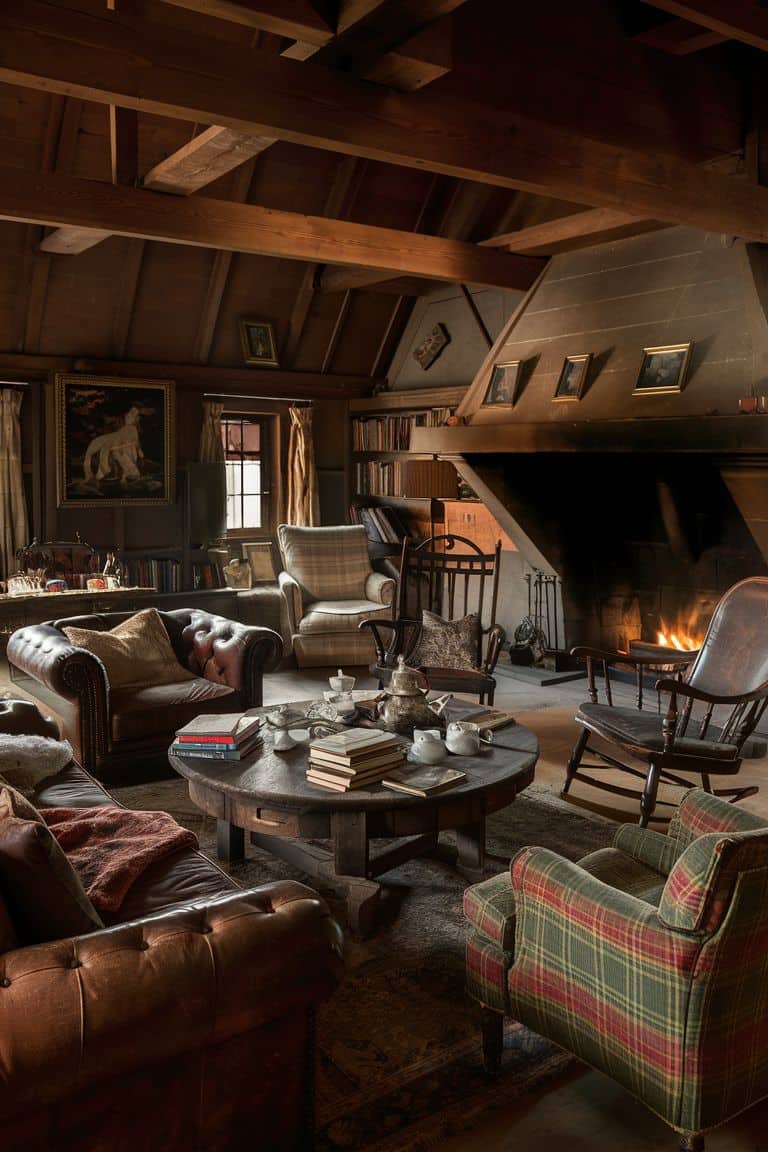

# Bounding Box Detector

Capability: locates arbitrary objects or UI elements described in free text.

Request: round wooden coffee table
[169,705,538,934]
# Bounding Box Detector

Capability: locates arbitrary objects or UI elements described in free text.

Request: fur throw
[0,734,74,792]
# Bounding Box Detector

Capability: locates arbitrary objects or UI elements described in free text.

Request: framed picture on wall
[633,343,692,395]
[553,353,592,402]
[55,374,174,507]
[482,360,522,406]
[239,319,279,367]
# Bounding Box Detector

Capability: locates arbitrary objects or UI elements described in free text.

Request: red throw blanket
[44,806,198,915]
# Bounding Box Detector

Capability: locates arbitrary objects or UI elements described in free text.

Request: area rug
[112,776,616,1152]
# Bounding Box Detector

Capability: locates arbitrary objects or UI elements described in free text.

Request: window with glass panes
[221,415,270,531]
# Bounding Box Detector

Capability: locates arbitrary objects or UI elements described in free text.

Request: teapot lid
[389,655,423,694]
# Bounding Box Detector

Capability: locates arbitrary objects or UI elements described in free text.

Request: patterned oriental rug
[112,776,616,1152]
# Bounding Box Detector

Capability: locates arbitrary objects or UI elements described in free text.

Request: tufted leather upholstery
[0,707,344,1152]
[7,608,283,784]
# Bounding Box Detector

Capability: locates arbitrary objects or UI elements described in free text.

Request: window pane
[242,460,261,496]
[242,423,261,452]
[243,494,262,528]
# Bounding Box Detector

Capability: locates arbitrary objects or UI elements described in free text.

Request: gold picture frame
[239,319,279,367]
[55,374,174,507]
[634,343,692,395]
[553,353,591,402]
[483,360,522,406]
[242,540,278,582]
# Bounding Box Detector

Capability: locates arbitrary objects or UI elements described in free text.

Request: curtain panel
[0,388,29,584]
[286,405,319,526]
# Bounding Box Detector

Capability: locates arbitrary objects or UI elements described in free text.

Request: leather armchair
[276,523,395,667]
[7,608,282,784]
[464,787,768,1151]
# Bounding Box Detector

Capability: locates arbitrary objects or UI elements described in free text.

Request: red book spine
[176,733,237,745]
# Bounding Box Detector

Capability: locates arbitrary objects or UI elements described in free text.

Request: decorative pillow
[409,610,481,671]
[0,784,104,944]
[63,607,197,690]
[0,733,74,793]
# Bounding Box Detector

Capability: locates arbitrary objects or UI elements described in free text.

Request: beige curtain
[0,388,29,584]
[199,400,225,462]
[287,405,319,526]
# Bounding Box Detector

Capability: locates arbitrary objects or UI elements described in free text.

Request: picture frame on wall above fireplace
[553,353,591,402]
[483,360,522,406]
[55,374,174,507]
[634,343,692,395]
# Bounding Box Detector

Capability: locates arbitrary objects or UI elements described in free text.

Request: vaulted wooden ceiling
[0,0,765,388]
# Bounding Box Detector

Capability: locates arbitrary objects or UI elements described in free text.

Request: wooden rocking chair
[562,576,768,825]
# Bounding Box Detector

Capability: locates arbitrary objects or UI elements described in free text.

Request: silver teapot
[375,656,451,734]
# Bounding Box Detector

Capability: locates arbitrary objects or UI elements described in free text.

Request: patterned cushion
[278,524,372,603]
[63,608,197,690]
[409,611,480,671]
[0,784,104,944]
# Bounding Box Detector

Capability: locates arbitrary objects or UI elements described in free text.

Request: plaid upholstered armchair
[463,788,768,1151]
[276,524,395,667]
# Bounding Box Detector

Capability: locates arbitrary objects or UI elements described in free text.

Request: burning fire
[656,615,704,651]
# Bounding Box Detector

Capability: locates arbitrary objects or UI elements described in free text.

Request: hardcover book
[380,765,466,797]
[175,713,262,745]
[170,731,264,760]
[307,748,406,776]
[309,728,400,762]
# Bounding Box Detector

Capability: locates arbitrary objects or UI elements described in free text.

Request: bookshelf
[349,389,466,534]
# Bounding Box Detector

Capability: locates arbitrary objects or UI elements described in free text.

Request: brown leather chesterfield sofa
[7,607,283,784]
[0,699,344,1152]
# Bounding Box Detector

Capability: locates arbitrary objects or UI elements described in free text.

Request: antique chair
[463,787,768,1151]
[562,575,768,825]
[276,523,395,668]
[360,534,504,705]
[6,606,283,784]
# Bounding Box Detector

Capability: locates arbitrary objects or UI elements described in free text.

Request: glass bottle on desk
[102,551,122,589]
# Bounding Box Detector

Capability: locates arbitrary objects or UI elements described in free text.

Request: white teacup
[445,721,492,756]
[329,668,355,694]
[411,728,446,764]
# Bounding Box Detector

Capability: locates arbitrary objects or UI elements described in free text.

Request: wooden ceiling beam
[6,166,543,290]
[641,1,768,52]
[40,1,451,254]
[480,207,670,255]
[4,4,767,240]
[155,0,334,42]
[633,16,727,55]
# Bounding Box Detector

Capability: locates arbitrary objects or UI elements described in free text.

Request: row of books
[122,557,181,593]
[191,562,226,590]
[349,504,409,544]
[351,409,454,452]
[354,460,404,497]
[170,712,263,759]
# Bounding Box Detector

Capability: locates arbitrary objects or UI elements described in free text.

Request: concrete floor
[3,656,768,1149]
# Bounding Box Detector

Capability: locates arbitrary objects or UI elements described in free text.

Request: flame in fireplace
[656,616,704,651]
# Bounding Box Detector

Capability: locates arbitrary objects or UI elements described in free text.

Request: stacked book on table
[306,728,406,791]
[170,713,263,760]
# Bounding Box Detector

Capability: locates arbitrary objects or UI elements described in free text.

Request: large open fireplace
[409,225,768,653]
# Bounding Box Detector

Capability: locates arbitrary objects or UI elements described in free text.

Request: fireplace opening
[465,451,768,653]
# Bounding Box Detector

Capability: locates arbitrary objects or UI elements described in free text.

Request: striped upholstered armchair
[463,789,768,1150]
[276,524,395,668]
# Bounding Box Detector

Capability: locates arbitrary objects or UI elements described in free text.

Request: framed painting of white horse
[55,375,174,506]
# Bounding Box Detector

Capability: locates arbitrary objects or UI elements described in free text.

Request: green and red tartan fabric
[464,788,768,1138]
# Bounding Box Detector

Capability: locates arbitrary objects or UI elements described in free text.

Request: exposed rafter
[39,0,454,254]
[155,0,334,41]
[641,1,768,52]
[633,15,727,54]
[3,4,767,240]
[0,166,544,291]
[480,208,670,256]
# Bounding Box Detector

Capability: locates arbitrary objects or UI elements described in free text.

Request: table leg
[331,811,380,935]
[455,816,486,879]
[217,819,245,862]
